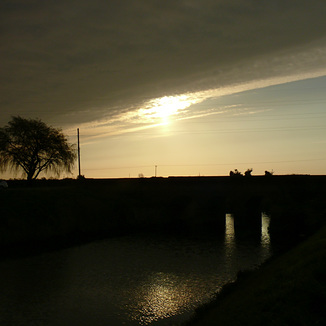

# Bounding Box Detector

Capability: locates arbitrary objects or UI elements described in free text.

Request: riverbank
[1,176,326,259]
[1,176,326,324]
[185,224,326,325]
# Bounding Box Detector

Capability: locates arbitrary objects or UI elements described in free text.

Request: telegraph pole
[155,165,157,177]
[77,128,81,177]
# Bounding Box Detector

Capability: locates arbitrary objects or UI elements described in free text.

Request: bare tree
[229,169,243,177]
[244,168,253,177]
[0,116,76,181]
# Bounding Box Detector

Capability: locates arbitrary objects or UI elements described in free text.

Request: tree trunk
[27,168,36,181]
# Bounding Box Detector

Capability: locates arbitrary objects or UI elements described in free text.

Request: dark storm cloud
[1,0,326,127]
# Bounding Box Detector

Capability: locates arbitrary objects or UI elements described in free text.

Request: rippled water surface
[0,215,271,326]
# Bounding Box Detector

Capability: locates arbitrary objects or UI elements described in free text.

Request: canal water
[0,214,271,326]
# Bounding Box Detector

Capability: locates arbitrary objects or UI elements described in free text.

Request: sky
[1,0,326,178]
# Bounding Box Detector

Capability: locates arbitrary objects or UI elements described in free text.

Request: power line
[82,158,326,171]
[134,126,326,136]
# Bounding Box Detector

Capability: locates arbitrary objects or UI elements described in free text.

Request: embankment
[1,175,326,257]
[185,223,326,325]
[0,177,225,257]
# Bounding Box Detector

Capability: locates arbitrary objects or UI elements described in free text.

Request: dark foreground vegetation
[1,175,326,258]
[185,224,326,326]
[1,175,326,323]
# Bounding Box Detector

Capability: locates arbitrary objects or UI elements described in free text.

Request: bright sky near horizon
[1,1,326,179]
[74,75,326,178]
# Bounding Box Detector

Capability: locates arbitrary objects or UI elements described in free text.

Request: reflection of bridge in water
[261,213,271,248]
[224,212,272,273]
[225,213,271,250]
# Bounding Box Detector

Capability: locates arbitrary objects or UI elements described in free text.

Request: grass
[2,177,326,323]
[0,179,227,258]
[185,225,326,326]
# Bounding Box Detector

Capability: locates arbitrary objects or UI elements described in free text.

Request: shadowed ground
[1,176,326,259]
[1,176,326,324]
[185,224,326,325]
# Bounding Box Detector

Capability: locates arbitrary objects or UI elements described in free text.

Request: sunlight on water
[0,221,272,326]
[261,212,271,251]
[127,272,197,325]
[225,213,235,248]
[224,213,236,272]
[225,212,272,262]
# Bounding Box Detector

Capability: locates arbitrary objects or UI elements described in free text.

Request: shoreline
[184,225,326,325]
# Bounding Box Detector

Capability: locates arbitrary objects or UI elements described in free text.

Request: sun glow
[140,94,199,125]
[65,68,326,140]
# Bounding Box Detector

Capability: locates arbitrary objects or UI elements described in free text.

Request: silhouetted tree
[77,174,86,180]
[229,169,243,177]
[265,170,274,176]
[244,168,253,177]
[0,116,76,181]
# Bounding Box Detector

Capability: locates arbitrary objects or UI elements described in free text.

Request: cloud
[1,0,326,128]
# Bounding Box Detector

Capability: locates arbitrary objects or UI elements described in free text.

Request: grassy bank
[0,178,226,258]
[185,224,326,326]
[1,176,325,259]
[2,177,326,323]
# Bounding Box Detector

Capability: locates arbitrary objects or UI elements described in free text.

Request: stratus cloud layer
[66,57,326,140]
[1,0,326,127]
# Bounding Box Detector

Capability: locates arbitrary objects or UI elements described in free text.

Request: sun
[112,93,200,133]
[145,95,195,125]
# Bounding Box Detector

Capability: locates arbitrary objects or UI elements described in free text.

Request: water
[0,214,271,326]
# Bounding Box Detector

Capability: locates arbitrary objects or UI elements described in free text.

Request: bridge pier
[230,195,263,238]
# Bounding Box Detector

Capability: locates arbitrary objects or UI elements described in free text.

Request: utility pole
[77,128,81,177]
[155,165,157,177]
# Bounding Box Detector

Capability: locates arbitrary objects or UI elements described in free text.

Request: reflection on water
[261,212,271,257]
[223,213,237,285]
[224,212,271,274]
[0,214,272,326]
[224,213,236,263]
[225,213,235,245]
[127,272,194,325]
[261,212,271,246]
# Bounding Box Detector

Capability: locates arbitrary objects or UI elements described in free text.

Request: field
[1,176,326,324]
[185,223,326,325]
[1,175,326,258]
